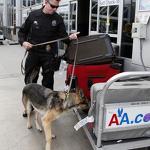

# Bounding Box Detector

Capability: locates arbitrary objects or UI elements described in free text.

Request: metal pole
[89,0,92,34]
[117,0,123,55]
[16,0,22,27]
[3,0,7,27]
[97,0,100,33]
[68,1,71,34]
[106,6,110,34]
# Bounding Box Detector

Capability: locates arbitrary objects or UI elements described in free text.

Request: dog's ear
[47,92,58,109]
[44,88,53,98]
[47,92,64,109]
[79,89,84,99]
[76,88,86,101]
[58,91,66,100]
[47,93,54,109]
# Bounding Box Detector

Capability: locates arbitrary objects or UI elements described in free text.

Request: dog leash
[32,36,69,47]
[32,32,80,47]
[65,38,79,100]
[21,50,28,75]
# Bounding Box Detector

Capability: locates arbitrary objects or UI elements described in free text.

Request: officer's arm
[18,15,32,46]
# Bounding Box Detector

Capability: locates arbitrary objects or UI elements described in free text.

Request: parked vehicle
[0,30,5,45]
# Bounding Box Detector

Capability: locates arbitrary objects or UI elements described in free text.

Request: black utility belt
[32,44,52,52]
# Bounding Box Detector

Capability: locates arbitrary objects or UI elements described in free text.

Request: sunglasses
[48,2,59,9]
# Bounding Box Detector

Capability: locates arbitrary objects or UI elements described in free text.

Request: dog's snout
[67,100,74,108]
[63,101,68,109]
[63,100,74,109]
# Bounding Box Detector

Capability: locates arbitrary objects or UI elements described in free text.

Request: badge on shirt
[33,20,39,29]
[46,45,51,52]
[52,20,57,26]
[33,21,38,25]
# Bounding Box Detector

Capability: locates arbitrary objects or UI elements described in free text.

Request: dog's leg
[51,134,56,139]
[22,94,28,117]
[27,100,32,129]
[42,111,55,150]
[35,111,42,132]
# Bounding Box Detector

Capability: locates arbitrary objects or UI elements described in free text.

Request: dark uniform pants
[25,52,54,90]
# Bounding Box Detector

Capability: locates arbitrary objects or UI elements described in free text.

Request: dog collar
[67,101,85,109]
[65,92,70,101]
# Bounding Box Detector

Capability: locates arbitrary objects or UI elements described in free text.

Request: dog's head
[47,89,88,111]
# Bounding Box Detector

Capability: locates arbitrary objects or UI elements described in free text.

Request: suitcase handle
[73,38,98,45]
[88,75,105,89]
[78,55,113,62]
[111,62,122,70]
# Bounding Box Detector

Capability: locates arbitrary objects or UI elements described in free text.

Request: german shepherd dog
[22,83,87,150]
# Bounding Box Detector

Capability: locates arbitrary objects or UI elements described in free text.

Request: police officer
[18,0,78,90]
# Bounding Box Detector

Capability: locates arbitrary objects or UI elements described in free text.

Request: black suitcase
[65,34,115,65]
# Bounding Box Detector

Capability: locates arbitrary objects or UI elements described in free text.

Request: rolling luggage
[66,63,122,100]
[65,34,115,65]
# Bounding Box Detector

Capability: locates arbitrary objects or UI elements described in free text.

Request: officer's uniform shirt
[18,7,69,54]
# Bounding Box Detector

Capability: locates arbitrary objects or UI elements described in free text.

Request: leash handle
[32,37,69,47]
[21,50,28,75]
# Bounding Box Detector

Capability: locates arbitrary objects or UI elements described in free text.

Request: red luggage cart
[66,63,122,100]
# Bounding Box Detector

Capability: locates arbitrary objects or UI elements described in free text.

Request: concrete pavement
[0,44,92,150]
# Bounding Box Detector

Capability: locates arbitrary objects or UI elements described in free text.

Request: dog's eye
[57,99,63,103]
[58,99,64,105]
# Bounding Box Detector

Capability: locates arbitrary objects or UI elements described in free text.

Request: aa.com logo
[108,108,150,127]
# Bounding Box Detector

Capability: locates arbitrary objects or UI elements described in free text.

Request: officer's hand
[69,32,80,40]
[22,41,33,50]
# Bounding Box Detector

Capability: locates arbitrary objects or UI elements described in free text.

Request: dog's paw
[35,122,43,132]
[27,124,32,129]
[37,127,42,132]
[52,134,56,139]
[22,112,27,117]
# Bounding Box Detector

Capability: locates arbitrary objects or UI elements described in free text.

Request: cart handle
[100,71,150,104]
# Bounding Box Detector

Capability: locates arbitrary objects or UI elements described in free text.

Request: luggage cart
[74,71,150,150]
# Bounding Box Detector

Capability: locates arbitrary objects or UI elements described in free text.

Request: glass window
[99,6,118,34]
[99,6,107,33]
[90,1,98,31]
[57,4,69,50]
[31,0,36,5]
[139,0,150,11]
[23,0,26,6]
[57,5,69,32]
[36,0,42,4]
[11,0,16,6]
[28,0,30,6]
[108,6,118,34]
[70,2,77,31]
